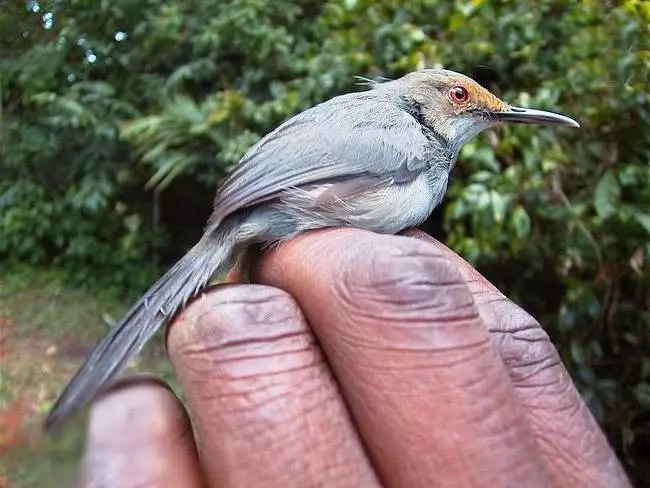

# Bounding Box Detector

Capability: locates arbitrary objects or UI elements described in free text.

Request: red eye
[450,85,469,103]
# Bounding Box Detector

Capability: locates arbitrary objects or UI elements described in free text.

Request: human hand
[77,229,630,488]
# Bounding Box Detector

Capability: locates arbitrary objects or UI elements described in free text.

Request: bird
[44,68,579,432]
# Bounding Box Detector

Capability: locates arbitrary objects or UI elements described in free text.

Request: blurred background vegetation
[1,0,649,486]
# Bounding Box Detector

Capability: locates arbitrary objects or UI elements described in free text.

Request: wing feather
[209,91,441,225]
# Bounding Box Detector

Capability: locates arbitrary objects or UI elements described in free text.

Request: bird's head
[381,69,579,156]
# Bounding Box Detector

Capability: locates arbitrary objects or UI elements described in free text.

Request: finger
[167,285,381,488]
[403,230,631,487]
[79,375,204,488]
[402,229,502,296]
[256,228,550,488]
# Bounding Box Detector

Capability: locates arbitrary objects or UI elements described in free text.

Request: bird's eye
[449,85,469,103]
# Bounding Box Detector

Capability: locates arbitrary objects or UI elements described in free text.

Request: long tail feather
[44,229,236,432]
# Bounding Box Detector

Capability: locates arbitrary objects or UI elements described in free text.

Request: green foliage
[1,0,649,483]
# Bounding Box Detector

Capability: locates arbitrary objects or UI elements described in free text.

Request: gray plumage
[45,69,579,432]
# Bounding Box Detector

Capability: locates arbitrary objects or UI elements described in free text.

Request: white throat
[432,115,498,157]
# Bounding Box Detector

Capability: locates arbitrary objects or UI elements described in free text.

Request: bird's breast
[276,169,446,236]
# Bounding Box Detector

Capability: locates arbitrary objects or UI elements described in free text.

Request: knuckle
[485,297,567,389]
[89,383,188,448]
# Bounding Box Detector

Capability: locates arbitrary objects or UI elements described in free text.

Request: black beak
[494,106,580,128]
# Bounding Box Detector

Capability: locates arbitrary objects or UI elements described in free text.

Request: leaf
[634,383,650,409]
[594,170,621,218]
[509,205,531,238]
[633,213,650,235]
[490,190,508,224]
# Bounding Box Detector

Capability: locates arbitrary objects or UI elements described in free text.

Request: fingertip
[257,227,441,286]
[166,284,296,363]
[86,374,186,446]
[165,283,238,357]
[81,374,203,488]
[402,228,504,296]
[258,227,470,321]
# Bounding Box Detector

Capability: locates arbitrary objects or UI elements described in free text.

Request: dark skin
[77,229,631,488]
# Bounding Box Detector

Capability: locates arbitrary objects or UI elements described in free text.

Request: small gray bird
[45,68,579,431]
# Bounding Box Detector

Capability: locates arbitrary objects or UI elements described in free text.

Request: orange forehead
[462,78,508,111]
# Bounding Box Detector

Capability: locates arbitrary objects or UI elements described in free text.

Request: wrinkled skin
[78,229,630,488]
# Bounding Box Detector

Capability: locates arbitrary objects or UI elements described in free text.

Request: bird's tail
[44,223,239,433]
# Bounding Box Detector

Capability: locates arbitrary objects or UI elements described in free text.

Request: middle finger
[257,229,550,488]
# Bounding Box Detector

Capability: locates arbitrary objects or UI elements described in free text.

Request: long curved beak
[494,106,580,128]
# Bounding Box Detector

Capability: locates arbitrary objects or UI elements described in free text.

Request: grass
[0,265,175,487]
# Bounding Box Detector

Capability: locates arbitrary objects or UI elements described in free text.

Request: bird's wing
[209,92,441,225]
